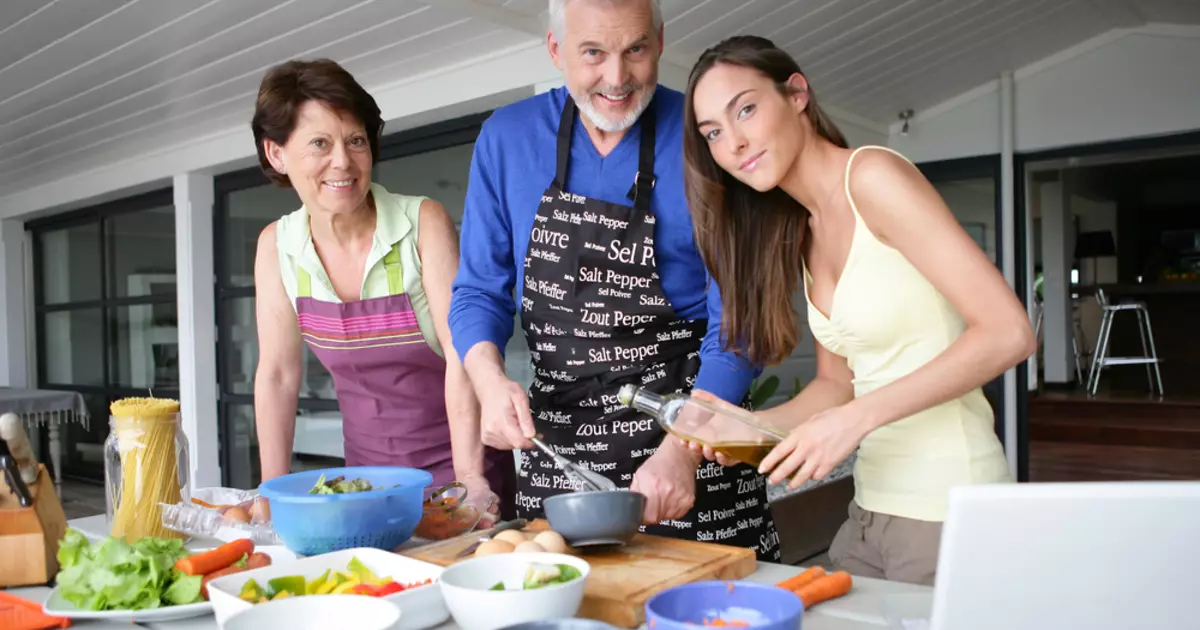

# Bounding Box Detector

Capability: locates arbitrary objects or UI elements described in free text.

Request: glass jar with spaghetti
[103,397,191,542]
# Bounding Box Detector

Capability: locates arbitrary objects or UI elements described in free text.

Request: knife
[0,439,33,508]
[456,518,527,558]
[0,412,39,485]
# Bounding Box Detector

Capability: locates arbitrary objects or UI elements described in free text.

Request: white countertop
[5,515,932,630]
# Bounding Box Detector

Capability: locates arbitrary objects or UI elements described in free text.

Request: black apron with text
[514,98,780,561]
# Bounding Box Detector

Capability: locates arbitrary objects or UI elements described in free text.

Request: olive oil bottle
[616,385,786,467]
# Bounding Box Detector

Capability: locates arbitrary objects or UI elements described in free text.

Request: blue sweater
[449,86,759,404]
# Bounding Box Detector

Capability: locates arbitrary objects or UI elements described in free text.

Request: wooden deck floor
[1029,392,1200,481]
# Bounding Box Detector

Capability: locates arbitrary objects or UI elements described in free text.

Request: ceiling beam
[434,0,547,36]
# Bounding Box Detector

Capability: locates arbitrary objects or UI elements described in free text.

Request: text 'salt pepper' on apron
[514,98,780,560]
[294,244,512,507]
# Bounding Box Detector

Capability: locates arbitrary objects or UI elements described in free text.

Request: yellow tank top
[802,146,1011,522]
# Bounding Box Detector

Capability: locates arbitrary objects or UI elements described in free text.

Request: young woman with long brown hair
[680,36,1035,584]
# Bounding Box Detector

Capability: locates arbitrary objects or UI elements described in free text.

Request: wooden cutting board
[403,519,757,628]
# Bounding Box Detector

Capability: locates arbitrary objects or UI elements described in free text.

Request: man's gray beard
[570,84,657,132]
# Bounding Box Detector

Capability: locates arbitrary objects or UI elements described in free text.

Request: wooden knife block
[0,464,68,587]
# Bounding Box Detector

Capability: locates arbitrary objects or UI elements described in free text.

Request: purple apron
[294,242,511,503]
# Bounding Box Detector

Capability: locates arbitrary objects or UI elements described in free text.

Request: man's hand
[460,472,501,528]
[475,373,535,450]
[630,438,699,525]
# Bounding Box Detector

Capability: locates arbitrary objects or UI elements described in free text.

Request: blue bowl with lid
[258,466,433,555]
[645,581,803,630]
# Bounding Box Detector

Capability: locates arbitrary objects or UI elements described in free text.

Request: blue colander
[257,466,433,555]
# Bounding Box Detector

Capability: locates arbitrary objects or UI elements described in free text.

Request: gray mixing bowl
[543,490,646,548]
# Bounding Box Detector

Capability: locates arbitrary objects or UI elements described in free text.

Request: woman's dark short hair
[251,58,383,187]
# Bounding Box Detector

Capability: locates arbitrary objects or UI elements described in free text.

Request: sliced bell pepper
[351,581,406,597]
[306,570,331,595]
[347,557,378,583]
[238,579,265,602]
[267,576,307,599]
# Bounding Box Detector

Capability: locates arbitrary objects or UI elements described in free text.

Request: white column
[174,172,221,488]
[0,219,29,388]
[1041,179,1074,384]
[999,71,1018,478]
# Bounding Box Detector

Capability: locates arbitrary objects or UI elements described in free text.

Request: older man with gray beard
[449,0,779,559]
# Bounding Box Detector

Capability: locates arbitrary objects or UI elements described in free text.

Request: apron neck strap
[553,98,576,190]
[553,96,658,213]
[383,242,404,295]
[297,266,313,298]
[294,242,404,300]
[629,103,656,212]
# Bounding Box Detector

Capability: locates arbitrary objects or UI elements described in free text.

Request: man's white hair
[548,0,663,41]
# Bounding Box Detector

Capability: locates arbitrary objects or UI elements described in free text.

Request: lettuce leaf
[54,529,205,611]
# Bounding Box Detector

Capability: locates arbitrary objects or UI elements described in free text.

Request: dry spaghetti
[108,397,186,541]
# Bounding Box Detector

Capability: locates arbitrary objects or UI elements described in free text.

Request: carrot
[792,571,853,609]
[175,538,255,576]
[775,565,826,592]
[200,565,250,600]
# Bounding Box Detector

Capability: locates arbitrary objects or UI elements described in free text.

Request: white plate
[42,589,214,623]
[42,545,299,622]
[207,547,447,630]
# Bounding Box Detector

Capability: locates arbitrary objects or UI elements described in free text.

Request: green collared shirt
[275,183,442,356]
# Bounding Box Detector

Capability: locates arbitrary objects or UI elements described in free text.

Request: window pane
[109,303,179,390]
[40,223,101,304]
[376,143,535,385]
[59,392,111,481]
[43,309,105,386]
[935,178,997,264]
[224,185,298,287]
[224,404,345,489]
[106,206,176,298]
[222,296,257,395]
[374,143,475,227]
[221,296,335,399]
[224,404,260,490]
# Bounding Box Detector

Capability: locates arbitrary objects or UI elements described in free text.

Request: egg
[533,530,570,554]
[514,541,545,553]
[493,529,529,545]
[222,505,251,523]
[474,539,515,557]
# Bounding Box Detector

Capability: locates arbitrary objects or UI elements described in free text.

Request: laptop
[930,481,1200,630]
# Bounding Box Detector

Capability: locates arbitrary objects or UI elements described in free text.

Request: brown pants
[827,500,943,586]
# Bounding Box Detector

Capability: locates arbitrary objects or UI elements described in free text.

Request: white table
[6,515,933,629]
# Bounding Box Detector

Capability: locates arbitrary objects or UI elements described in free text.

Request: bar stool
[1085,288,1164,396]
[1033,294,1088,384]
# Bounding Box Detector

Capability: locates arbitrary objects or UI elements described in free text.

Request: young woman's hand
[758,402,870,489]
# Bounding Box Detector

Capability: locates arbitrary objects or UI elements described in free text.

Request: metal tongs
[530,435,617,492]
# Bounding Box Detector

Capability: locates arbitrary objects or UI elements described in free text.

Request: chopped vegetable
[238,579,265,602]
[522,563,582,590]
[792,571,853,609]
[175,539,255,576]
[267,576,307,599]
[490,581,506,591]
[233,557,435,604]
[54,529,205,611]
[309,474,381,494]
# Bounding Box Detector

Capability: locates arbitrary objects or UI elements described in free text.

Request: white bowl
[223,595,400,630]
[207,547,446,630]
[439,552,590,630]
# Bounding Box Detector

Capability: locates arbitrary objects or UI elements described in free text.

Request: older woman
[250,58,510,521]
